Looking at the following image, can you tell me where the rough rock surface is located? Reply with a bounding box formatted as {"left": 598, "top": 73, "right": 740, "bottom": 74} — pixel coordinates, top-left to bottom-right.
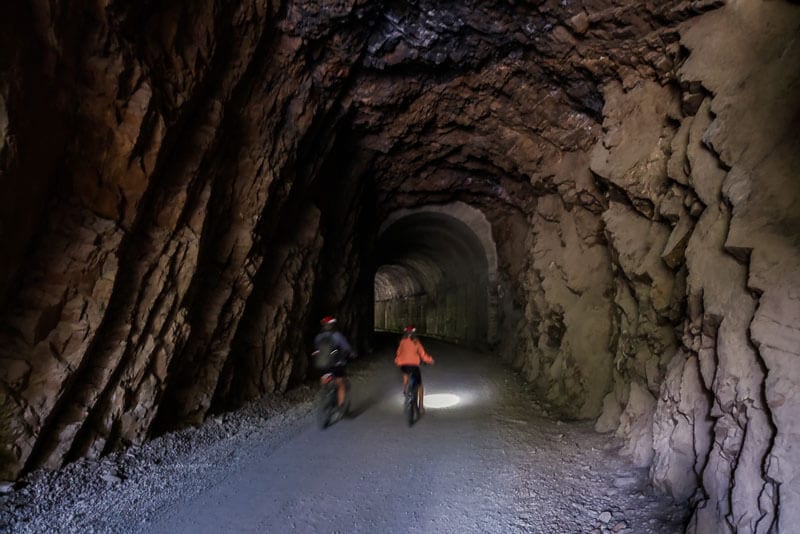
{"left": 1, "top": 0, "right": 799, "bottom": 531}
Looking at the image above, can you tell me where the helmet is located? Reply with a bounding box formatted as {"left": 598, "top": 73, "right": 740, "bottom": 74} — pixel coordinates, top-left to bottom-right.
{"left": 321, "top": 316, "right": 337, "bottom": 326}
{"left": 404, "top": 326, "right": 416, "bottom": 333}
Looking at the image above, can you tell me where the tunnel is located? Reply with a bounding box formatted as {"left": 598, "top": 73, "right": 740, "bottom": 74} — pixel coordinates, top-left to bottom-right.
{"left": 1, "top": 1, "right": 799, "bottom": 532}
{"left": 373, "top": 203, "right": 498, "bottom": 347}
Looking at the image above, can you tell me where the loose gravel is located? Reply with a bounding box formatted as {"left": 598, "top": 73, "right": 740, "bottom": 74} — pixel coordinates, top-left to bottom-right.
{"left": 0, "top": 341, "right": 690, "bottom": 533}
{"left": 0, "top": 387, "right": 316, "bottom": 533}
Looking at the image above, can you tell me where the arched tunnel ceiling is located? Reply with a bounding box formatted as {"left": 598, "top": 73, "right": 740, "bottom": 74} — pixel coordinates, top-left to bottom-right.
{"left": 374, "top": 264, "right": 423, "bottom": 298}
{"left": 340, "top": 0, "right": 709, "bottom": 213}
{"left": 3, "top": 3, "right": 799, "bottom": 531}
{"left": 375, "top": 210, "right": 490, "bottom": 300}
{"left": 374, "top": 204, "right": 497, "bottom": 345}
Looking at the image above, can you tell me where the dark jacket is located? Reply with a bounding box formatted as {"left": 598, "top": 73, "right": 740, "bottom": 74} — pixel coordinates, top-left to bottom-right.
{"left": 314, "top": 330, "right": 354, "bottom": 366}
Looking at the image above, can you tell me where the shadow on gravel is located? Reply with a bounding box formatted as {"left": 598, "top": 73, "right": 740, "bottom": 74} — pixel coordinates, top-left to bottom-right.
{"left": 348, "top": 391, "right": 383, "bottom": 418}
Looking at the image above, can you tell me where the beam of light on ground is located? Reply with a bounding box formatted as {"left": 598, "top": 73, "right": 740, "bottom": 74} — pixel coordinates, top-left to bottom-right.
{"left": 424, "top": 393, "right": 460, "bottom": 409}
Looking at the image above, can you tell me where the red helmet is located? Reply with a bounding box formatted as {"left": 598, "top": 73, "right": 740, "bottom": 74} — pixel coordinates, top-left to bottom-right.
{"left": 404, "top": 326, "right": 416, "bottom": 333}
{"left": 321, "top": 316, "right": 337, "bottom": 325}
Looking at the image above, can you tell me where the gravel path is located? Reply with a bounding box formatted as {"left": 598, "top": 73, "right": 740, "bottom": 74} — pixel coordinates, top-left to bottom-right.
{"left": 0, "top": 340, "right": 689, "bottom": 533}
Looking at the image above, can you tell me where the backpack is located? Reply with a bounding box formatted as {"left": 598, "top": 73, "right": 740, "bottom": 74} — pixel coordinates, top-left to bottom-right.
{"left": 314, "top": 332, "right": 339, "bottom": 370}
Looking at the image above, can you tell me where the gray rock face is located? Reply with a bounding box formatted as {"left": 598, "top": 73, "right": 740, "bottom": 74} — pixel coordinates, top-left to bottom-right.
{"left": 591, "top": 3, "right": 799, "bottom": 530}
{"left": 1, "top": 0, "right": 799, "bottom": 531}
{"left": 521, "top": 193, "right": 614, "bottom": 418}
{"left": 651, "top": 351, "right": 712, "bottom": 502}
{"left": 677, "top": 3, "right": 800, "bottom": 531}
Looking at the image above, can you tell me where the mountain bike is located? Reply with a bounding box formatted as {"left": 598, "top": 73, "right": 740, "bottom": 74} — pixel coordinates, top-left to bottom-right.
{"left": 404, "top": 372, "right": 420, "bottom": 427}
{"left": 316, "top": 369, "right": 351, "bottom": 429}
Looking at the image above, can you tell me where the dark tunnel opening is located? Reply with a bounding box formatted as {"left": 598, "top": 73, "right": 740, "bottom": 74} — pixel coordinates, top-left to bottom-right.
{"left": 373, "top": 203, "right": 498, "bottom": 348}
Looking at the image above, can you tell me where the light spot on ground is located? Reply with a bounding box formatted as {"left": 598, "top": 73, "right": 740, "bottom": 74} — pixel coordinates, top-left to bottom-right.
{"left": 425, "top": 393, "right": 460, "bottom": 408}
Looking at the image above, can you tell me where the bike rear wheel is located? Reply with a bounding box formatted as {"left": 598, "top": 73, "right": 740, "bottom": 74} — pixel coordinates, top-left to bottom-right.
{"left": 342, "top": 379, "right": 351, "bottom": 418}
{"left": 405, "top": 380, "right": 418, "bottom": 426}
{"left": 317, "top": 387, "right": 336, "bottom": 429}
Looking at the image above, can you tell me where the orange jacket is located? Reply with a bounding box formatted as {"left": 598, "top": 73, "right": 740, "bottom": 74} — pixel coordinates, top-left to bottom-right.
{"left": 394, "top": 337, "right": 434, "bottom": 367}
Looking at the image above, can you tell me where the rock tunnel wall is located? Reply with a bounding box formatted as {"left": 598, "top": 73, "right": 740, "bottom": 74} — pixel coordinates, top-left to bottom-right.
{"left": 504, "top": 5, "right": 800, "bottom": 530}
{"left": 1, "top": 1, "right": 799, "bottom": 531}
{"left": 0, "top": 0, "right": 376, "bottom": 479}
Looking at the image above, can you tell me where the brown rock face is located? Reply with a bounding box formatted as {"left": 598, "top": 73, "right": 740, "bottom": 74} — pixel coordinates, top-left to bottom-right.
{"left": 1, "top": 0, "right": 799, "bottom": 530}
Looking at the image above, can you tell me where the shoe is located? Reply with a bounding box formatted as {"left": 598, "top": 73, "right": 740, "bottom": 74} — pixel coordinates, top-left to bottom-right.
{"left": 419, "top": 407, "right": 426, "bottom": 416}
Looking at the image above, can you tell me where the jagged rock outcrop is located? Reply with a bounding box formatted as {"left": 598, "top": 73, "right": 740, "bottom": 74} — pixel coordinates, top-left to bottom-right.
{"left": 0, "top": 0, "right": 373, "bottom": 478}
{"left": 585, "top": 4, "right": 800, "bottom": 531}
{"left": 1, "top": 0, "right": 799, "bottom": 531}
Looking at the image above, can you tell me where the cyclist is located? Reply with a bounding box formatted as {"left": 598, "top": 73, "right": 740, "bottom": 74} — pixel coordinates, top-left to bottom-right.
{"left": 314, "top": 316, "right": 356, "bottom": 412}
{"left": 394, "top": 326, "right": 434, "bottom": 414}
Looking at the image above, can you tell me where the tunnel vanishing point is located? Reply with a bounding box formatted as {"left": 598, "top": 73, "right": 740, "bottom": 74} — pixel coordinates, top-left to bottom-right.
{"left": 1, "top": 1, "right": 799, "bottom": 532}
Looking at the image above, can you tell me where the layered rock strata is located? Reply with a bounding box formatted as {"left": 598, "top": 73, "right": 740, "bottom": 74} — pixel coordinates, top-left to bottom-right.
{"left": 0, "top": 0, "right": 373, "bottom": 477}
{"left": 1, "top": 1, "right": 799, "bottom": 531}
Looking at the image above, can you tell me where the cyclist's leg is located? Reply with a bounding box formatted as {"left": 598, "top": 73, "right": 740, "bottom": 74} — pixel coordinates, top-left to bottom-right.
{"left": 400, "top": 366, "right": 411, "bottom": 394}
{"left": 335, "top": 378, "right": 345, "bottom": 406}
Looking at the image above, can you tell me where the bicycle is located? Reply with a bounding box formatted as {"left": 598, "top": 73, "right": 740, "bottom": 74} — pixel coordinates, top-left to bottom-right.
{"left": 317, "top": 370, "right": 351, "bottom": 429}
{"left": 404, "top": 372, "right": 420, "bottom": 427}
